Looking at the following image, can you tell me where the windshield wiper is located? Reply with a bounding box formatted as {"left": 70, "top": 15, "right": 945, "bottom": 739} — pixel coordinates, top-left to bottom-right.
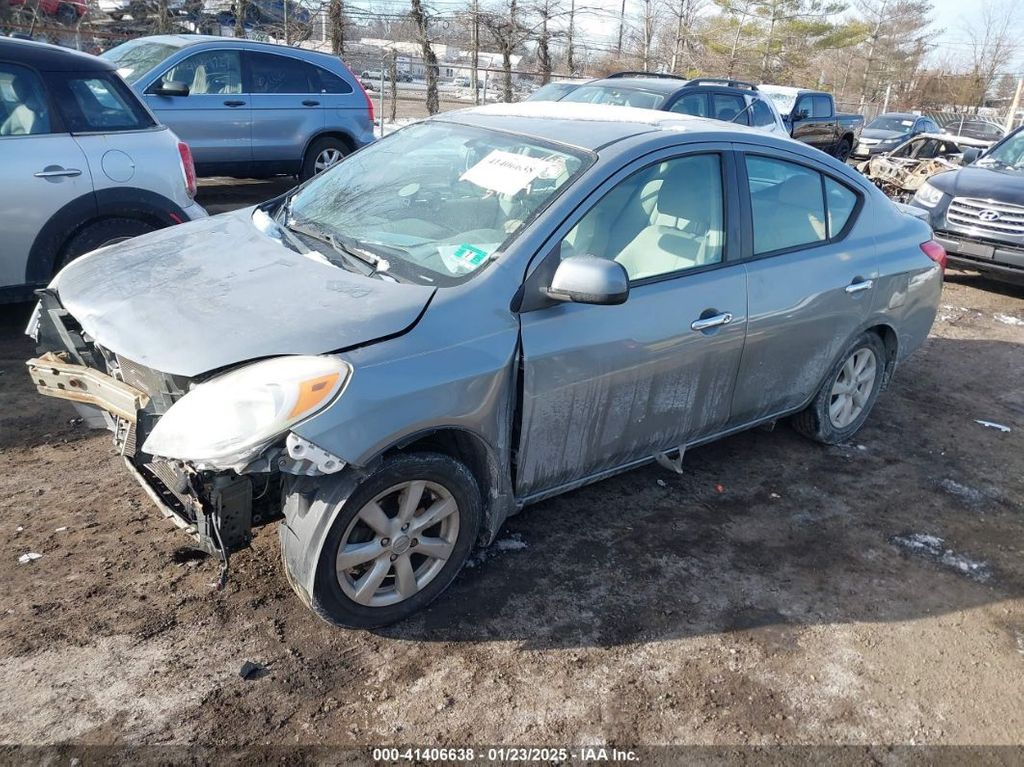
{"left": 285, "top": 218, "right": 389, "bottom": 276}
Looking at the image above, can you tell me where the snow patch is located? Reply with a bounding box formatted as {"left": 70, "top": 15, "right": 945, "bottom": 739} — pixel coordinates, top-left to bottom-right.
{"left": 889, "top": 533, "right": 992, "bottom": 582}
{"left": 939, "top": 478, "right": 986, "bottom": 505}
{"left": 994, "top": 314, "right": 1024, "bottom": 327}
{"left": 465, "top": 533, "right": 528, "bottom": 568}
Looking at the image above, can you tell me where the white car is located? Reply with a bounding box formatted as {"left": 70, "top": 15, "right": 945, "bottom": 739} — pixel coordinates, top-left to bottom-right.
{"left": 1, "top": 38, "right": 205, "bottom": 303}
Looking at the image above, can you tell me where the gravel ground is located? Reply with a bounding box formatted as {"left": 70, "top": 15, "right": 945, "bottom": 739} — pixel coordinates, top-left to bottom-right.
{"left": 0, "top": 185, "right": 1023, "bottom": 750}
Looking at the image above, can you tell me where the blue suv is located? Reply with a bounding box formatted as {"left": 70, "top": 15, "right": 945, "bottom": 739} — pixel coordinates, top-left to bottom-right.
{"left": 102, "top": 35, "right": 375, "bottom": 179}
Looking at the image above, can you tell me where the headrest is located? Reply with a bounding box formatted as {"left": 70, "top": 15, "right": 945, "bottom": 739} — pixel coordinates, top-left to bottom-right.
{"left": 777, "top": 173, "right": 822, "bottom": 207}
{"left": 657, "top": 156, "right": 718, "bottom": 221}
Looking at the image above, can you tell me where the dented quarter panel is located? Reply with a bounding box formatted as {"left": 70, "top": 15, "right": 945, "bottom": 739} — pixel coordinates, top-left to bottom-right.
{"left": 51, "top": 207, "right": 435, "bottom": 377}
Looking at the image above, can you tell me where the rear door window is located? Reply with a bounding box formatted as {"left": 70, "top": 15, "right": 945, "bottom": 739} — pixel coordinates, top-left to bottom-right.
{"left": 745, "top": 155, "right": 860, "bottom": 255}
{"left": 51, "top": 72, "right": 155, "bottom": 132}
{"left": 248, "top": 51, "right": 317, "bottom": 94}
{"left": 0, "top": 63, "right": 52, "bottom": 136}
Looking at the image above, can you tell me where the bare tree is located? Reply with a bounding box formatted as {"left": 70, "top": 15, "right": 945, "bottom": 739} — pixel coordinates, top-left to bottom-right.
{"left": 330, "top": 0, "right": 345, "bottom": 54}
{"left": 482, "top": 0, "right": 532, "bottom": 100}
{"left": 669, "top": 0, "right": 705, "bottom": 74}
{"left": 410, "top": 0, "right": 440, "bottom": 114}
{"left": 964, "top": 0, "right": 1021, "bottom": 109}
{"left": 387, "top": 48, "right": 399, "bottom": 121}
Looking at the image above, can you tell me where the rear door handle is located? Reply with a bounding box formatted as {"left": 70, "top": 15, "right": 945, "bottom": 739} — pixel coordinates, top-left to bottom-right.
{"left": 302, "top": 99, "right": 320, "bottom": 106}
{"left": 34, "top": 167, "right": 82, "bottom": 178}
{"left": 690, "top": 312, "right": 733, "bottom": 332}
{"left": 223, "top": 99, "right": 246, "bottom": 107}
{"left": 845, "top": 279, "right": 874, "bottom": 294}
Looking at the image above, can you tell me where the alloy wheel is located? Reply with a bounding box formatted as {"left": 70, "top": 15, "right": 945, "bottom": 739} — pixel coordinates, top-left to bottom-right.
{"left": 314, "top": 148, "right": 344, "bottom": 174}
{"left": 335, "top": 480, "right": 460, "bottom": 607}
{"left": 828, "top": 347, "right": 877, "bottom": 429}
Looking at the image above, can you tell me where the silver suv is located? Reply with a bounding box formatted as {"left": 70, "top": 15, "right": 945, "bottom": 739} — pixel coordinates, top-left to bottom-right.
{"left": 0, "top": 38, "right": 206, "bottom": 304}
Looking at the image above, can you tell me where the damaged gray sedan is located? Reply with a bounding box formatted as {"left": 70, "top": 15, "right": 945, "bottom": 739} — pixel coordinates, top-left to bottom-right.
{"left": 27, "top": 102, "right": 944, "bottom": 627}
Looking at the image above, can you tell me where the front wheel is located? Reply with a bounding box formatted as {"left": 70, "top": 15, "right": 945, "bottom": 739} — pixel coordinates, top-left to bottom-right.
{"left": 791, "top": 332, "right": 886, "bottom": 444}
{"left": 308, "top": 453, "right": 482, "bottom": 628}
{"left": 58, "top": 218, "right": 156, "bottom": 272}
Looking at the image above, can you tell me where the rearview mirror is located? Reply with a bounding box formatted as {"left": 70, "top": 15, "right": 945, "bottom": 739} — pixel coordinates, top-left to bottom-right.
{"left": 544, "top": 255, "right": 629, "bottom": 306}
{"left": 152, "top": 81, "right": 189, "bottom": 97}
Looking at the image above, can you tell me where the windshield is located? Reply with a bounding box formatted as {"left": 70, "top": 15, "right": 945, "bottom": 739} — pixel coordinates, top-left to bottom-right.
{"left": 285, "top": 121, "right": 589, "bottom": 285}
{"left": 528, "top": 82, "right": 581, "bottom": 102}
{"left": 561, "top": 85, "right": 666, "bottom": 109}
{"left": 762, "top": 90, "right": 797, "bottom": 115}
{"left": 975, "top": 130, "right": 1024, "bottom": 172}
{"left": 100, "top": 40, "right": 183, "bottom": 84}
{"left": 867, "top": 116, "right": 915, "bottom": 131}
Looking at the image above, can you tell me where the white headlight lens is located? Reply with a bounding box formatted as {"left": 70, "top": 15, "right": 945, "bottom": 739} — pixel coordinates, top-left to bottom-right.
{"left": 142, "top": 355, "right": 350, "bottom": 467}
{"left": 913, "top": 181, "right": 944, "bottom": 208}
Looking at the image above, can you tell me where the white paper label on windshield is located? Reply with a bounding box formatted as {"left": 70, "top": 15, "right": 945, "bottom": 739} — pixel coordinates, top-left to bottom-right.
{"left": 461, "top": 150, "right": 561, "bottom": 195}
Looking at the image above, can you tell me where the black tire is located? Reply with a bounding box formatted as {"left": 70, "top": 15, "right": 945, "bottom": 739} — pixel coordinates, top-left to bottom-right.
{"left": 310, "top": 452, "right": 482, "bottom": 628}
{"left": 834, "top": 138, "right": 852, "bottom": 162}
{"left": 300, "top": 136, "right": 349, "bottom": 181}
{"left": 58, "top": 218, "right": 156, "bottom": 272}
{"left": 791, "top": 331, "right": 886, "bottom": 445}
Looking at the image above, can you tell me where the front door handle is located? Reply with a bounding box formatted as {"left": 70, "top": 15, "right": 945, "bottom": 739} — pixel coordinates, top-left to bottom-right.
{"left": 691, "top": 312, "right": 733, "bottom": 332}
{"left": 34, "top": 167, "right": 82, "bottom": 178}
{"left": 223, "top": 99, "right": 246, "bottom": 107}
{"left": 845, "top": 279, "right": 874, "bottom": 294}
{"left": 302, "top": 99, "right": 320, "bottom": 106}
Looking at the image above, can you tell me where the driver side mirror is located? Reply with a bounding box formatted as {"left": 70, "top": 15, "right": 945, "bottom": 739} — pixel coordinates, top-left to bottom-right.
{"left": 543, "top": 255, "right": 629, "bottom": 306}
{"left": 151, "top": 81, "right": 189, "bottom": 97}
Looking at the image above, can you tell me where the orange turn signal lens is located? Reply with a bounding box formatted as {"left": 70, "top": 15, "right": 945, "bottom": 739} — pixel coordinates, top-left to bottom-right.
{"left": 288, "top": 372, "right": 341, "bottom": 419}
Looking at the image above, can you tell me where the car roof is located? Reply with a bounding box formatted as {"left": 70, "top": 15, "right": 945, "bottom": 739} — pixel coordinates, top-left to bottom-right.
{"left": 576, "top": 76, "right": 694, "bottom": 96}
{"left": 874, "top": 112, "right": 918, "bottom": 119}
{"left": 0, "top": 37, "right": 114, "bottom": 72}
{"left": 441, "top": 101, "right": 777, "bottom": 152}
{"left": 131, "top": 33, "right": 343, "bottom": 63}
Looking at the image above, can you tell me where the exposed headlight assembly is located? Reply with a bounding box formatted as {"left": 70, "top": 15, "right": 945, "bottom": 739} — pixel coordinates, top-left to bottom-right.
{"left": 912, "top": 181, "right": 945, "bottom": 208}
{"left": 142, "top": 355, "right": 351, "bottom": 469}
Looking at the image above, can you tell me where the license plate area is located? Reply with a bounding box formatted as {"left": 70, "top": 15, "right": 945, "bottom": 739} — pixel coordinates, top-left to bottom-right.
{"left": 958, "top": 240, "right": 996, "bottom": 259}
{"left": 27, "top": 352, "right": 150, "bottom": 422}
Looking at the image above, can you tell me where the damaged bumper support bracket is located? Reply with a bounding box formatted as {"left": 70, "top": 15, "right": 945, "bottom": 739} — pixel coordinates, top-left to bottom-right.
{"left": 26, "top": 352, "right": 150, "bottom": 422}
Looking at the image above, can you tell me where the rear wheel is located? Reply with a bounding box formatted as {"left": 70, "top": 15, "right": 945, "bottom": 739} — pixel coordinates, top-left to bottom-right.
{"left": 301, "top": 136, "right": 349, "bottom": 181}
{"left": 58, "top": 218, "right": 156, "bottom": 272}
{"left": 308, "top": 452, "right": 482, "bottom": 628}
{"left": 792, "top": 332, "right": 886, "bottom": 444}
{"left": 834, "top": 138, "right": 852, "bottom": 162}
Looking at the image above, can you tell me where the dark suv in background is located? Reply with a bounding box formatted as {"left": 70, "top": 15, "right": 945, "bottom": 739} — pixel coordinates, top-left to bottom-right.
{"left": 910, "top": 126, "right": 1024, "bottom": 281}
{"left": 556, "top": 73, "right": 788, "bottom": 135}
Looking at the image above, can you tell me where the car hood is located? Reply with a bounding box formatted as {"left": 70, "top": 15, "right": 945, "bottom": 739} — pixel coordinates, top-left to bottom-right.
{"left": 928, "top": 165, "right": 1024, "bottom": 203}
{"left": 861, "top": 128, "right": 906, "bottom": 141}
{"left": 53, "top": 208, "right": 436, "bottom": 377}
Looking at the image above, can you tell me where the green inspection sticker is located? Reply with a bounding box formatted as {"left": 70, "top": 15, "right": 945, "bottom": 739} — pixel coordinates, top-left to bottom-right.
{"left": 453, "top": 243, "right": 489, "bottom": 266}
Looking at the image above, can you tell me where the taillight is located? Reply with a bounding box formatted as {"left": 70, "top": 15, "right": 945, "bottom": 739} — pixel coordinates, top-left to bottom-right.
{"left": 177, "top": 141, "right": 196, "bottom": 200}
{"left": 920, "top": 239, "right": 947, "bottom": 273}
{"left": 342, "top": 60, "right": 374, "bottom": 125}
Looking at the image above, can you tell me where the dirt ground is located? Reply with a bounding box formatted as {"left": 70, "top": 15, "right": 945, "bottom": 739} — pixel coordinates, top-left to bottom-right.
{"left": 1, "top": 183, "right": 1023, "bottom": 751}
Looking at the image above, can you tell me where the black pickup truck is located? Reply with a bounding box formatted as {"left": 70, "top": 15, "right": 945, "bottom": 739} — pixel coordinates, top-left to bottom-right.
{"left": 760, "top": 85, "right": 864, "bottom": 161}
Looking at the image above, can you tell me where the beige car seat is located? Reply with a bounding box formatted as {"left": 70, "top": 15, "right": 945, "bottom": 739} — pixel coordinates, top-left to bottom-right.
{"left": 614, "top": 161, "right": 723, "bottom": 280}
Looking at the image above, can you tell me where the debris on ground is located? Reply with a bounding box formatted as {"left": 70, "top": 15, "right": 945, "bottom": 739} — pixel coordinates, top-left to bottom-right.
{"left": 975, "top": 420, "right": 1012, "bottom": 433}
{"left": 994, "top": 314, "right": 1024, "bottom": 327}
{"left": 889, "top": 533, "right": 992, "bottom": 582}
{"left": 239, "top": 660, "right": 267, "bottom": 680}
{"left": 715, "top": 484, "right": 726, "bottom": 493}
{"left": 54, "top": 527, "right": 68, "bottom": 533}
{"left": 17, "top": 553, "right": 42, "bottom": 564}
{"left": 656, "top": 479, "right": 667, "bottom": 488}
